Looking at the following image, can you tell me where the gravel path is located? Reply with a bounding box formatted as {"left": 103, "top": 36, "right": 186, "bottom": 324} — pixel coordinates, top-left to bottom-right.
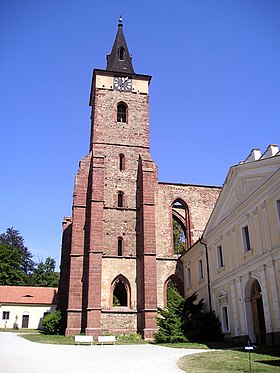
{"left": 0, "top": 332, "right": 209, "bottom": 373}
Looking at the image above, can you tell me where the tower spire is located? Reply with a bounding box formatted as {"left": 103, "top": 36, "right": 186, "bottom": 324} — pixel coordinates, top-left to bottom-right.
{"left": 106, "top": 17, "right": 135, "bottom": 74}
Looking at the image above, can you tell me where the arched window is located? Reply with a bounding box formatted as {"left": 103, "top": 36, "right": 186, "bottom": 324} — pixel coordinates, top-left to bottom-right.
{"left": 117, "top": 191, "right": 124, "bottom": 208}
{"left": 111, "top": 275, "right": 131, "bottom": 308}
{"left": 118, "top": 46, "right": 125, "bottom": 61}
{"left": 164, "top": 275, "right": 184, "bottom": 307}
{"left": 119, "top": 153, "right": 125, "bottom": 171}
{"left": 118, "top": 237, "right": 123, "bottom": 256}
{"left": 117, "top": 103, "right": 127, "bottom": 123}
{"left": 172, "top": 199, "right": 191, "bottom": 254}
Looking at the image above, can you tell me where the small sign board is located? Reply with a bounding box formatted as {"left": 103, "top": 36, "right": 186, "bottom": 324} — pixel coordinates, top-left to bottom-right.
{"left": 244, "top": 345, "right": 256, "bottom": 352}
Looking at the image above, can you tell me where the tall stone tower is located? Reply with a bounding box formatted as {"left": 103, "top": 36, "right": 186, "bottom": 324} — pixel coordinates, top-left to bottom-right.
{"left": 58, "top": 19, "right": 221, "bottom": 339}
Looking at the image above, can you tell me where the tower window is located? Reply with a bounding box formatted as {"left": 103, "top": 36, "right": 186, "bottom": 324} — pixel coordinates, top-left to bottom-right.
{"left": 117, "top": 191, "right": 124, "bottom": 208}
{"left": 117, "top": 103, "right": 127, "bottom": 123}
{"left": 119, "top": 153, "right": 125, "bottom": 171}
{"left": 118, "top": 46, "right": 125, "bottom": 61}
{"left": 118, "top": 237, "right": 123, "bottom": 256}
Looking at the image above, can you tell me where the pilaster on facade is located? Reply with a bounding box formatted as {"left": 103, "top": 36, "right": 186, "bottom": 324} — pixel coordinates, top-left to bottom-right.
{"left": 266, "top": 261, "right": 280, "bottom": 330}
{"left": 261, "top": 201, "right": 272, "bottom": 251}
{"left": 230, "top": 279, "right": 239, "bottom": 336}
{"left": 260, "top": 265, "right": 273, "bottom": 333}
{"left": 253, "top": 206, "right": 263, "bottom": 255}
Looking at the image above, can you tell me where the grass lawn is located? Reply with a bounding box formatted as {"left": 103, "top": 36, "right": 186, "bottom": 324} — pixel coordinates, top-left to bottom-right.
{"left": 19, "top": 332, "right": 146, "bottom": 345}
{"left": 177, "top": 347, "right": 280, "bottom": 372}
{"left": 21, "top": 333, "right": 75, "bottom": 344}
{"left": 1, "top": 328, "right": 40, "bottom": 334}
{"left": 156, "top": 341, "right": 243, "bottom": 350}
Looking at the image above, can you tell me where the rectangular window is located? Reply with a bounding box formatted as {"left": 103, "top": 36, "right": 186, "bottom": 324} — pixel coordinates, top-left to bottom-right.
{"left": 277, "top": 200, "right": 280, "bottom": 223}
{"left": 217, "top": 245, "right": 224, "bottom": 268}
{"left": 198, "top": 259, "right": 204, "bottom": 280}
{"left": 242, "top": 225, "right": 251, "bottom": 252}
{"left": 222, "top": 306, "right": 229, "bottom": 332}
{"left": 2, "top": 311, "right": 10, "bottom": 320}
{"left": 186, "top": 267, "right": 191, "bottom": 288}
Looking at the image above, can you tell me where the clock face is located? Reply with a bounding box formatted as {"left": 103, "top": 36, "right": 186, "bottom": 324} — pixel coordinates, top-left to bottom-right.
{"left": 114, "top": 76, "right": 132, "bottom": 91}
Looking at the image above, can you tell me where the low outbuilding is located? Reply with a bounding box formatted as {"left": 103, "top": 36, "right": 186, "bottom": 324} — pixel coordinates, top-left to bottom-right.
{"left": 0, "top": 286, "right": 58, "bottom": 330}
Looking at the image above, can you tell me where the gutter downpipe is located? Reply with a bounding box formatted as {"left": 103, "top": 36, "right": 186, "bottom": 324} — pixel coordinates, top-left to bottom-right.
{"left": 199, "top": 237, "right": 212, "bottom": 312}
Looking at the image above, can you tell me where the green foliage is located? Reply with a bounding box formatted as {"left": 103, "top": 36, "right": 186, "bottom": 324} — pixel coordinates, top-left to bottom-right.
{"left": 30, "top": 257, "right": 60, "bottom": 287}
{"left": 173, "top": 220, "right": 185, "bottom": 254}
{"left": 42, "top": 310, "right": 62, "bottom": 335}
{"left": 154, "top": 283, "right": 187, "bottom": 343}
{"left": 155, "top": 287, "right": 223, "bottom": 344}
{"left": 0, "top": 227, "right": 35, "bottom": 274}
{"left": 182, "top": 293, "right": 223, "bottom": 342}
{"left": 0, "top": 228, "right": 59, "bottom": 287}
{"left": 116, "top": 333, "right": 144, "bottom": 343}
{"left": 113, "top": 294, "right": 121, "bottom": 306}
{"left": 0, "top": 242, "right": 27, "bottom": 285}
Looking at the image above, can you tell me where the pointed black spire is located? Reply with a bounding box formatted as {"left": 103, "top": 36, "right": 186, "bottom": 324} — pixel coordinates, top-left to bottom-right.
{"left": 106, "top": 16, "right": 135, "bottom": 74}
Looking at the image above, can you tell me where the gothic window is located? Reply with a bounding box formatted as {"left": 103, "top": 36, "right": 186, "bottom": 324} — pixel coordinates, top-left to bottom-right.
{"left": 118, "top": 46, "right": 125, "bottom": 61}
{"left": 112, "top": 275, "right": 130, "bottom": 308}
{"left": 119, "top": 153, "right": 125, "bottom": 171}
{"left": 117, "top": 102, "right": 127, "bottom": 123}
{"left": 117, "top": 191, "right": 124, "bottom": 208}
{"left": 117, "top": 237, "right": 123, "bottom": 256}
{"left": 164, "top": 275, "right": 184, "bottom": 307}
{"left": 172, "top": 199, "right": 191, "bottom": 254}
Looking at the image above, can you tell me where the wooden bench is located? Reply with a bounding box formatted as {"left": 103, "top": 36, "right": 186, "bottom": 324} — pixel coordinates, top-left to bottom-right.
{"left": 97, "top": 335, "right": 116, "bottom": 345}
{"left": 74, "top": 335, "right": 93, "bottom": 345}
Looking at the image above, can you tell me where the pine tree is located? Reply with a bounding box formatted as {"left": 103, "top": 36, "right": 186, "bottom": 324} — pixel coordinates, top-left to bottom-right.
{"left": 154, "top": 283, "right": 187, "bottom": 343}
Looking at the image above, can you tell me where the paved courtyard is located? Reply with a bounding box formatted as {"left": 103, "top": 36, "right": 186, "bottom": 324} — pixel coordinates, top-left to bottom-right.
{"left": 0, "top": 332, "right": 209, "bottom": 373}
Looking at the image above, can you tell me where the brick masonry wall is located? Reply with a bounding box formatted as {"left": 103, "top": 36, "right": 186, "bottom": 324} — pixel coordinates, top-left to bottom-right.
{"left": 155, "top": 183, "right": 221, "bottom": 258}
{"left": 101, "top": 311, "right": 137, "bottom": 332}
{"left": 61, "top": 70, "right": 221, "bottom": 337}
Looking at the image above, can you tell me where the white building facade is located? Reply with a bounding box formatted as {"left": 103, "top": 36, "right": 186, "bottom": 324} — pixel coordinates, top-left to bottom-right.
{"left": 181, "top": 145, "right": 280, "bottom": 345}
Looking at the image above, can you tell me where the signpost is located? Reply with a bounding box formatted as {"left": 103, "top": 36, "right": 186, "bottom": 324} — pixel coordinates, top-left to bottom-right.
{"left": 244, "top": 344, "right": 256, "bottom": 372}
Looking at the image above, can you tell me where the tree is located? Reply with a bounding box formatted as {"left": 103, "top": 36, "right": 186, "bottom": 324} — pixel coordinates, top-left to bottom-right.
{"left": 0, "top": 242, "right": 27, "bottom": 285}
{"left": 0, "top": 228, "right": 35, "bottom": 275}
{"left": 182, "top": 292, "right": 223, "bottom": 342}
{"left": 30, "top": 257, "right": 60, "bottom": 287}
{"left": 173, "top": 220, "right": 185, "bottom": 254}
{"left": 155, "top": 288, "right": 223, "bottom": 344}
{"left": 154, "top": 282, "right": 187, "bottom": 343}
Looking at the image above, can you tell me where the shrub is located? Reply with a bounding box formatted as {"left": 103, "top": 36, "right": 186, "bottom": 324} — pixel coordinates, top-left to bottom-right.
{"left": 182, "top": 293, "right": 223, "bottom": 342}
{"left": 116, "top": 333, "right": 143, "bottom": 343}
{"left": 42, "top": 310, "right": 62, "bottom": 335}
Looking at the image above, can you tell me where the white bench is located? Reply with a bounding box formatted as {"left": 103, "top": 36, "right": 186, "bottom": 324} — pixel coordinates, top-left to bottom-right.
{"left": 75, "top": 335, "right": 93, "bottom": 345}
{"left": 97, "top": 335, "right": 116, "bottom": 345}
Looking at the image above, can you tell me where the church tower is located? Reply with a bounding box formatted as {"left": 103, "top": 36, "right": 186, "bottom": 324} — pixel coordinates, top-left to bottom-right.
{"left": 60, "top": 18, "right": 159, "bottom": 339}
{"left": 58, "top": 18, "right": 221, "bottom": 340}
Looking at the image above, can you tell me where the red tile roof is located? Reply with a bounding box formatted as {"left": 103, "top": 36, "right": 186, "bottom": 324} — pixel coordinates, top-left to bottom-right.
{"left": 0, "top": 286, "right": 58, "bottom": 305}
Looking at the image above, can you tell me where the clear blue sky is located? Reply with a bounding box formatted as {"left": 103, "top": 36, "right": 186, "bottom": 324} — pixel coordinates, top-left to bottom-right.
{"left": 1, "top": 1, "right": 279, "bottom": 267}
